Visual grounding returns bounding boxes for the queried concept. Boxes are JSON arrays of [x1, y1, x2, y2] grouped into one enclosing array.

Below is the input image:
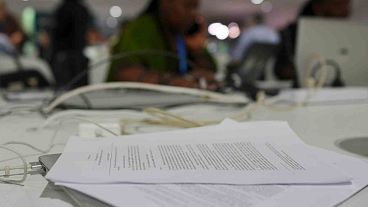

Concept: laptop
[[296, 18, 368, 87]]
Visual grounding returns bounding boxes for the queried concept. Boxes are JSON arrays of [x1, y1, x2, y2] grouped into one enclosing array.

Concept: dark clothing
[[273, 0, 321, 87], [274, 23, 298, 83], [51, 0, 91, 89]]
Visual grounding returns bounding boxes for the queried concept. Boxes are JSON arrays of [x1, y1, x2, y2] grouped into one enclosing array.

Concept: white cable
[[0, 114, 118, 185], [37, 109, 139, 129], [38, 112, 120, 137], [0, 165, 30, 171], [304, 54, 329, 89], [0, 104, 42, 118], [259, 54, 329, 112], [128, 55, 331, 130], [42, 55, 330, 135], [42, 82, 248, 114], [0, 121, 62, 185], [230, 92, 265, 121], [0, 55, 329, 185], [4, 120, 62, 155], [0, 145, 27, 185], [128, 55, 330, 127], [71, 117, 119, 136], [2, 117, 118, 162], [3, 142, 51, 154], [0, 146, 65, 165], [0, 107, 134, 186]]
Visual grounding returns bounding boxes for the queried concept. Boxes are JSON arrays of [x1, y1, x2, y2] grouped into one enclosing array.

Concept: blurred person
[[50, 0, 92, 89], [0, 1, 26, 55], [274, 0, 351, 85], [107, 0, 219, 90], [0, 0, 5, 31], [36, 29, 51, 61], [185, 15, 218, 84], [231, 13, 280, 62], [0, 33, 14, 55]]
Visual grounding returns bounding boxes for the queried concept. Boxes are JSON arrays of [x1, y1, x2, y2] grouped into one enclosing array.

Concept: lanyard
[[176, 35, 188, 76]]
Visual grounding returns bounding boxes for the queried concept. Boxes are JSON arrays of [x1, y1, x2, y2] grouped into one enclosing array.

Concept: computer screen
[[296, 18, 368, 87]]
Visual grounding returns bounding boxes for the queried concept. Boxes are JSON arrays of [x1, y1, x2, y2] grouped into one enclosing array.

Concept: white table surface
[[1, 93, 368, 207]]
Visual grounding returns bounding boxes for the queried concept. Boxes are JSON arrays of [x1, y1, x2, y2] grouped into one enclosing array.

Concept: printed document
[[58, 146, 368, 207], [46, 121, 350, 185]]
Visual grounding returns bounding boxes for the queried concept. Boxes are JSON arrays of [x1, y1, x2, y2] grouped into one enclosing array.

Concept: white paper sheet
[[0, 175, 49, 207], [259, 146, 368, 207], [58, 147, 368, 207], [61, 183, 288, 207], [46, 121, 350, 185]]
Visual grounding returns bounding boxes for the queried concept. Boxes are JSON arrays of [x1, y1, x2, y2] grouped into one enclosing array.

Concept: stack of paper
[[46, 121, 368, 207]]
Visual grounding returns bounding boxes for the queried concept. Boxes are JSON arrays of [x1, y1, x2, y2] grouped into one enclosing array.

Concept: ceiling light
[[109, 6, 122, 18], [215, 25, 229, 40], [208, 23, 230, 40], [251, 0, 264, 5], [228, 22, 241, 39], [208, 23, 222, 36]]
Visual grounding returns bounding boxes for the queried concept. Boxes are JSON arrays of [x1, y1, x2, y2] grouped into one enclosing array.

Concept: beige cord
[[71, 117, 119, 136], [120, 107, 223, 133], [120, 101, 258, 132], [304, 54, 329, 89], [263, 54, 329, 112], [120, 55, 331, 130], [230, 92, 265, 121], [143, 108, 206, 128]]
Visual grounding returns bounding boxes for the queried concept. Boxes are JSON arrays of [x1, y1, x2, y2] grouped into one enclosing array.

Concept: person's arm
[[115, 65, 198, 88]]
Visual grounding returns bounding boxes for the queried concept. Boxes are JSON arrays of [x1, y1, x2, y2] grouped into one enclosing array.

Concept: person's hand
[[169, 76, 198, 88], [190, 68, 215, 82], [189, 68, 223, 91], [116, 65, 222, 90]]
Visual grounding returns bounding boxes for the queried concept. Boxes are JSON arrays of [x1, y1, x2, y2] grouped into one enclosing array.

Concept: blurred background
[[0, 0, 367, 89], [4, 0, 368, 30]]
